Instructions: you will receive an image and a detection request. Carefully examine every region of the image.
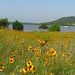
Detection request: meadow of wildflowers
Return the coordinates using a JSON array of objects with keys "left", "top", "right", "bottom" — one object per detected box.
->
[{"left": 0, "top": 29, "right": 75, "bottom": 75}]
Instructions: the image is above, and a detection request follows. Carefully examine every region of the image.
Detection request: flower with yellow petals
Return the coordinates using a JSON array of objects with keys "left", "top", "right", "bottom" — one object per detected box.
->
[
  {"left": 12, "top": 73, "right": 14, "bottom": 75},
  {"left": 62, "top": 53, "right": 65, "bottom": 57},
  {"left": 68, "top": 53, "right": 71, "bottom": 58},
  {"left": 50, "top": 72, "right": 53, "bottom": 75},
  {"left": 2, "top": 60, "right": 5, "bottom": 66},
  {"left": 26, "top": 61, "right": 32, "bottom": 66},
  {"left": 9, "top": 57, "right": 14, "bottom": 64},
  {"left": 46, "top": 51, "right": 50, "bottom": 56},
  {"left": 29, "top": 65, "right": 34, "bottom": 71},
  {"left": 49, "top": 48, "right": 54, "bottom": 52},
  {"left": 28, "top": 46, "right": 32, "bottom": 50},
  {"left": 52, "top": 50, "right": 56, "bottom": 56},
  {"left": 22, "top": 68, "right": 27, "bottom": 73},
  {"left": 20, "top": 68, "right": 27, "bottom": 73},
  {"left": 21, "top": 40, "right": 24, "bottom": 44},
  {"left": 35, "top": 52, "right": 39, "bottom": 56},
  {"left": 0, "top": 66, "right": 4, "bottom": 71},
  {"left": 53, "top": 57, "right": 56, "bottom": 61}
]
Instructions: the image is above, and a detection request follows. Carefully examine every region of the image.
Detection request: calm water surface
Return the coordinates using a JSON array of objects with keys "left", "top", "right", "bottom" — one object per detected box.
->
[{"left": 9, "top": 24, "right": 75, "bottom": 32}]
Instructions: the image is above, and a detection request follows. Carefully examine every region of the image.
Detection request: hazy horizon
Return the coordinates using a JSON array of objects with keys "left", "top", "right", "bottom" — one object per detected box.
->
[{"left": 0, "top": 0, "right": 75, "bottom": 23}]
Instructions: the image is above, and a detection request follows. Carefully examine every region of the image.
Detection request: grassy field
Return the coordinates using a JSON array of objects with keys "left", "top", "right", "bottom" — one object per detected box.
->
[{"left": 0, "top": 29, "right": 75, "bottom": 75}]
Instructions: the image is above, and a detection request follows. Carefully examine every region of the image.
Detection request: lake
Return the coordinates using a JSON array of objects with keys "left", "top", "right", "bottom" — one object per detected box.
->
[{"left": 8, "top": 24, "right": 75, "bottom": 32}]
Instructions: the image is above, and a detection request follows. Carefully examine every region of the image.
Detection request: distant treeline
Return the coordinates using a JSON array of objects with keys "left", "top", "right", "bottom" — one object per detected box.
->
[
  {"left": 43, "top": 16, "right": 75, "bottom": 26},
  {"left": 0, "top": 18, "right": 23, "bottom": 30},
  {"left": 0, "top": 18, "right": 39, "bottom": 30},
  {"left": 10, "top": 22, "right": 39, "bottom": 25},
  {"left": 0, "top": 18, "right": 61, "bottom": 31},
  {"left": 1, "top": 16, "right": 75, "bottom": 27},
  {"left": 0, "top": 16, "right": 75, "bottom": 30}
]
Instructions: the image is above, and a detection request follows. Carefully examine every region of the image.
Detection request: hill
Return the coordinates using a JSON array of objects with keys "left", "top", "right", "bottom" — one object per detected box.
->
[
  {"left": 9, "top": 16, "right": 75, "bottom": 26},
  {"left": 45, "top": 16, "right": 75, "bottom": 26}
]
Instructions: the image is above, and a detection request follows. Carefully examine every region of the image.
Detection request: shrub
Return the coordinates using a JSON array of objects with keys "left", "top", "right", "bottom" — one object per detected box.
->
[
  {"left": 49, "top": 24, "right": 60, "bottom": 31},
  {"left": 0, "top": 18, "right": 9, "bottom": 28},
  {"left": 13, "top": 20, "right": 23, "bottom": 30},
  {"left": 39, "top": 23, "right": 48, "bottom": 29}
]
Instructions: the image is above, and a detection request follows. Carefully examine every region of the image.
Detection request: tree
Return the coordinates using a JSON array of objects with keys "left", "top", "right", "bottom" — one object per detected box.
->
[
  {"left": 0, "top": 18, "right": 9, "bottom": 28},
  {"left": 13, "top": 20, "right": 23, "bottom": 30},
  {"left": 49, "top": 24, "right": 60, "bottom": 31},
  {"left": 39, "top": 23, "right": 48, "bottom": 29}
]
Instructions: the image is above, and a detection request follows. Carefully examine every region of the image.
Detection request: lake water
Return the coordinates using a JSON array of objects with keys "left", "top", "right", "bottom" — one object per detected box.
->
[{"left": 8, "top": 24, "right": 75, "bottom": 32}]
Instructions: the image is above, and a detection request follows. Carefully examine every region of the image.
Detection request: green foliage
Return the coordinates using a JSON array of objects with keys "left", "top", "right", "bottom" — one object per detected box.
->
[
  {"left": 49, "top": 24, "right": 60, "bottom": 31},
  {"left": 39, "top": 23, "right": 48, "bottom": 29},
  {"left": 0, "top": 29, "right": 75, "bottom": 75},
  {"left": 0, "top": 18, "right": 9, "bottom": 28},
  {"left": 13, "top": 20, "right": 23, "bottom": 30},
  {"left": 51, "top": 16, "right": 75, "bottom": 25},
  {"left": 44, "top": 16, "right": 75, "bottom": 26}
]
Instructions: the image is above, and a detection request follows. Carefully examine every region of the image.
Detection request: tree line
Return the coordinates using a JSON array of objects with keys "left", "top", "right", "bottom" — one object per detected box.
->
[
  {"left": 0, "top": 18, "right": 60, "bottom": 31},
  {"left": 0, "top": 18, "right": 23, "bottom": 30},
  {"left": 39, "top": 23, "right": 60, "bottom": 31}
]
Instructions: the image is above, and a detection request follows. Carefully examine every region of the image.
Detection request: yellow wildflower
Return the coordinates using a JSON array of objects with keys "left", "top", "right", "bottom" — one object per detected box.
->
[
  {"left": 39, "top": 49, "right": 41, "bottom": 53},
  {"left": 46, "top": 51, "right": 50, "bottom": 56},
  {"left": 27, "top": 68, "right": 31, "bottom": 72},
  {"left": 62, "top": 53, "right": 65, "bottom": 57},
  {"left": 50, "top": 72, "right": 53, "bottom": 75},
  {"left": 68, "top": 53, "right": 71, "bottom": 58},
  {"left": 22, "top": 68, "right": 27, "bottom": 73},
  {"left": 20, "top": 68, "right": 27, "bottom": 73},
  {"left": 38, "top": 39, "right": 45, "bottom": 45},
  {"left": 29, "top": 65, "right": 34, "bottom": 71},
  {"left": 32, "top": 67, "right": 35, "bottom": 73},
  {"left": 14, "top": 50, "right": 18, "bottom": 54},
  {"left": 0, "top": 66, "right": 4, "bottom": 71},
  {"left": 12, "top": 73, "right": 14, "bottom": 75},
  {"left": 49, "top": 48, "right": 54, "bottom": 52},
  {"left": 28, "top": 46, "right": 32, "bottom": 50},
  {"left": 52, "top": 50, "right": 56, "bottom": 56},
  {"left": 2, "top": 60, "right": 5, "bottom": 66},
  {"left": 26, "top": 61, "right": 32, "bottom": 66},
  {"left": 21, "top": 40, "right": 24, "bottom": 44},
  {"left": 9, "top": 57, "right": 14, "bottom": 64},
  {"left": 35, "top": 52, "right": 39, "bottom": 56},
  {"left": 53, "top": 57, "right": 56, "bottom": 61},
  {"left": 64, "top": 58, "right": 67, "bottom": 63},
  {"left": 36, "top": 55, "right": 40, "bottom": 59}
]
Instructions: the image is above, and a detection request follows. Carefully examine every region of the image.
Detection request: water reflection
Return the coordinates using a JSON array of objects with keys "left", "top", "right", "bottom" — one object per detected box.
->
[{"left": 8, "top": 24, "right": 75, "bottom": 32}]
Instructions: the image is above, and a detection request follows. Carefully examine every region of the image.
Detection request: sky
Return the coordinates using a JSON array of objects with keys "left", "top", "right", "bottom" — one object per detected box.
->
[{"left": 0, "top": 0, "right": 75, "bottom": 23}]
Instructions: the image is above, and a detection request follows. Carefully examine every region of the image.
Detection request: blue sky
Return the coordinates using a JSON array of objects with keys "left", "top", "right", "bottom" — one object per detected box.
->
[{"left": 0, "top": 0, "right": 75, "bottom": 23}]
